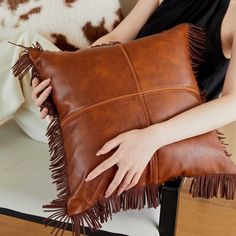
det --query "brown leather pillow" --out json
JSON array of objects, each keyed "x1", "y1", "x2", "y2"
[{"x1": 10, "y1": 23, "x2": 236, "y2": 236}]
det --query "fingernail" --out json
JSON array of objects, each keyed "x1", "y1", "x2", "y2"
[
  {"x1": 85, "y1": 176, "x2": 90, "y2": 182},
  {"x1": 96, "y1": 149, "x2": 103, "y2": 156}
]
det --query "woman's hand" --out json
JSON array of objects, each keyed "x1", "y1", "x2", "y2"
[
  {"x1": 31, "y1": 77, "x2": 53, "y2": 120},
  {"x1": 85, "y1": 126, "x2": 161, "y2": 198},
  {"x1": 30, "y1": 32, "x2": 119, "y2": 120}
]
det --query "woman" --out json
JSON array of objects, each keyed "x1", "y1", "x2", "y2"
[{"x1": 32, "y1": 0, "x2": 236, "y2": 198}]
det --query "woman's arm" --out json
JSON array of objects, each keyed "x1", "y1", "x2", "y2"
[
  {"x1": 111, "y1": 0, "x2": 159, "y2": 43},
  {"x1": 90, "y1": 0, "x2": 159, "y2": 46}
]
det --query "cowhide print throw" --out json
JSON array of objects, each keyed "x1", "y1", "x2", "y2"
[{"x1": 0, "y1": 0, "x2": 124, "y2": 51}]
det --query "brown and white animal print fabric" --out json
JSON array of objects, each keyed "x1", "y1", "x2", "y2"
[{"x1": 0, "y1": 0, "x2": 124, "y2": 51}]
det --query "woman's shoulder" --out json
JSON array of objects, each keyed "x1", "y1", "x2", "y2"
[{"x1": 221, "y1": 0, "x2": 236, "y2": 58}]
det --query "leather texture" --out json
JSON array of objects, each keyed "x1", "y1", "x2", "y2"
[
  {"x1": 28, "y1": 23, "x2": 236, "y2": 214},
  {"x1": 10, "y1": 23, "x2": 236, "y2": 235}
]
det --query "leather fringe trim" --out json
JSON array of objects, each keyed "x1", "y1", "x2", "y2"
[
  {"x1": 190, "y1": 175, "x2": 236, "y2": 200},
  {"x1": 187, "y1": 24, "x2": 206, "y2": 78},
  {"x1": 42, "y1": 114, "x2": 72, "y2": 235},
  {"x1": 71, "y1": 184, "x2": 160, "y2": 236},
  {"x1": 190, "y1": 130, "x2": 236, "y2": 200},
  {"x1": 187, "y1": 24, "x2": 208, "y2": 103},
  {"x1": 9, "y1": 41, "x2": 43, "y2": 83},
  {"x1": 9, "y1": 41, "x2": 56, "y2": 117},
  {"x1": 187, "y1": 25, "x2": 236, "y2": 200},
  {"x1": 9, "y1": 40, "x2": 73, "y2": 235}
]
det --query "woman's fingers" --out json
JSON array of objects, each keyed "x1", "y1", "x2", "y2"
[
  {"x1": 34, "y1": 85, "x2": 52, "y2": 107},
  {"x1": 104, "y1": 167, "x2": 128, "y2": 198},
  {"x1": 31, "y1": 78, "x2": 51, "y2": 100},
  {"x1": 32, "y1": 77, "x2": 40, "y2": 88},
  {"x1": 40, "y1": 107, "x2": 49, "y2": 119},
  {"x1": 31, "y1": 77, "x2": 53, "y2": 120},
  {"x1": 96, "y1": 134, "x2": 123, "y2": 156},
  {"x1": 85, "y1": 154, "x2": 118, "y2": 181},
  {"x1": 124, "y1": 172, "x2": 142, "y2": 191},
  {"x1": 116, "y1": 170, "x2": 136, "y2": 196}
]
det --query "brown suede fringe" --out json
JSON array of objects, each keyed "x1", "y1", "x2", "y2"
[
  {"x1": 187, "y1": 25, "x2": 236, "y2": 200},
  {"x1": 190, "y1": 174, "x2": 236, "y2": 200},
  {"x1": 190, "y1": 130, "x2": 235, "y2": 200},
  {"x1": 8, "y1": 24, "x2": 235, "y2": 236},
  {"x1": 187, "y1": 24, "x2": 205, "y2": 77},
  {"x1": 9, "y1": 41, "x2": 57, "y2": 117}
]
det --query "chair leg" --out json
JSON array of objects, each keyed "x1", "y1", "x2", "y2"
[{"x1": 158, "y1": 178, "x2": 183, "y2": 236}]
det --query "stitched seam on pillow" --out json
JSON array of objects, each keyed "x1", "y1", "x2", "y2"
[
  {"x1": 59, "y1": 64, "x2": 79, "y2": 121},
  {"x1": 118, "y1": 44, "x2": 151, "y2": 126},
  {"x1": 118, "y1": 44, "x2": 147, "y2": 128},
  {"x1": 118, "y1": 44, "x2": 159, "y2": 184},
  {"x1": 60, "y1": 88, "x2": 201, "y2": 127}
]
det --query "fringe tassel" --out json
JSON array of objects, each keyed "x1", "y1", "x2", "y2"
[
  {"x1": 67, "y1": 184, "x2": 160, "y2": 236},
  {"x1": 187, "y1": 25, "x2": 236, "y2": 200},
  {"x1": 9, "y1": 41, "x2": 72, "y2": 235},
  {"x1": 9, "y1": 40, "x2": 56, "y2": 117},
  {"x1": 189, "y1": 129, "x2": 235, "y2": 200},
  {"x1": 187, "y1": 24, "x2": 206, "y2": 78},
  {"x1": 38, "y1": 114, "x2": 72, "y2": 236},
  {"x1": 44, "y1": 181, "x2": 160, "y2": 236},
  {"x1": 190, "y1": 175, "x2": 236, "y2": 200},
  {"x1": 187, "y1": 24, "x2": 208, "y2": 104}
]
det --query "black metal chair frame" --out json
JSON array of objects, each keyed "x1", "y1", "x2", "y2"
[{"x1": 159, "y1": 178, "x2": 183, "y2": 236}]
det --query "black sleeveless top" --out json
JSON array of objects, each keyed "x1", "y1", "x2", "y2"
[{"x1": 135, "y1": 0, "x2": 231, "y2": 102}]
